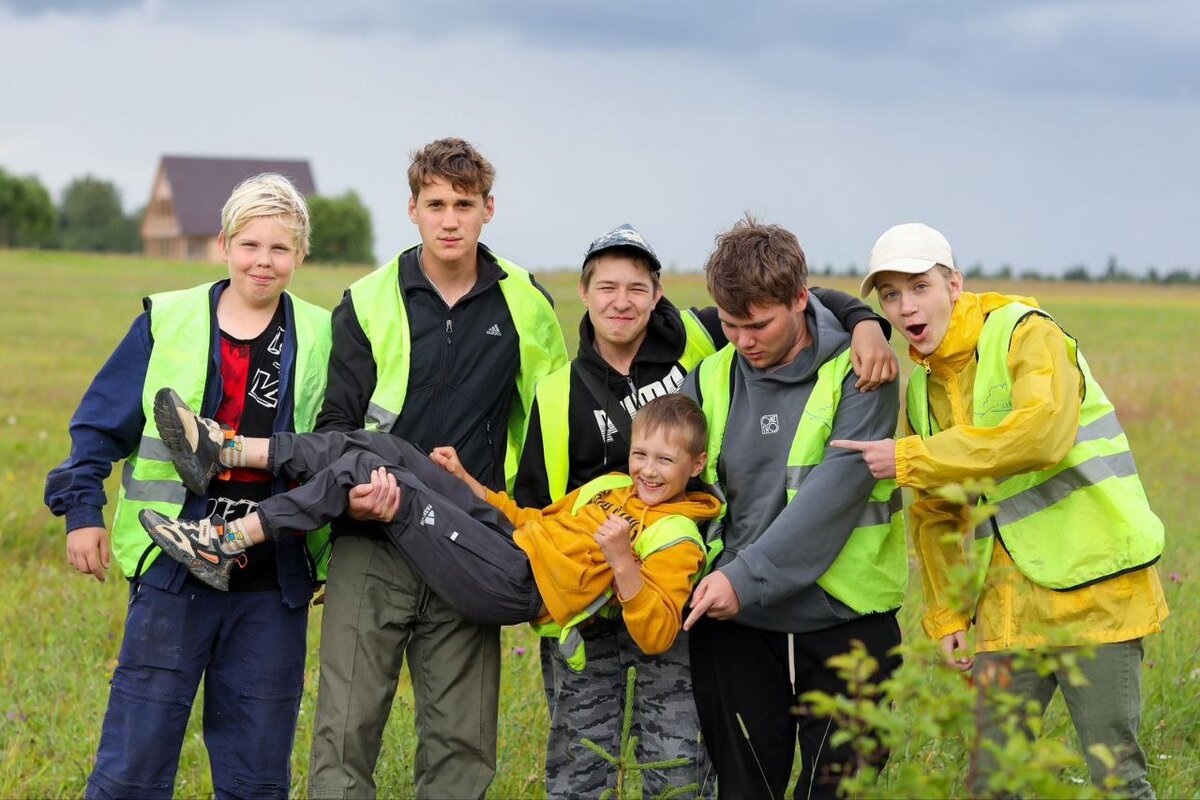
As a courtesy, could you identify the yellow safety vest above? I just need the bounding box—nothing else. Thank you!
[907,302,1163,592]
[109,283,331,580]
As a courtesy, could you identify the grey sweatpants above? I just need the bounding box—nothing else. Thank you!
[259,429,543,625]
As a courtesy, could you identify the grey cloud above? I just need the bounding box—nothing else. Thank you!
[7,0,1196,102]
[0,0,139,13]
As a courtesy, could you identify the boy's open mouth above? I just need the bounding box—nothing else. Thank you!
[906,323,927,338]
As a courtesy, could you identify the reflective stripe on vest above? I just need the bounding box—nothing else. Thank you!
[531,473,705,672]
[906,302,1164,591]
[696,344,908,614]
[536,308,718,502]
[350,249,567,492]
[109,284,331,580]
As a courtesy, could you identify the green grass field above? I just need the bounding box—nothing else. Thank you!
[1,250,1196,797]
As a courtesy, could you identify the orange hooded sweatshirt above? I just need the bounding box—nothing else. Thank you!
[485,480,722,655]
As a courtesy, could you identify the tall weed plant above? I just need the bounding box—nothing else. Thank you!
[804,479,1127,798]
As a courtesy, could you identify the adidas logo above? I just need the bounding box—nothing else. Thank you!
[485,324,502,337]
[420,504,435,526]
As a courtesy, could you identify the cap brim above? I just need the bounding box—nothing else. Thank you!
[582,243,663,273]
[859,257,941,297]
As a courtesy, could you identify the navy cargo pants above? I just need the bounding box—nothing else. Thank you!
[87,568,307,800]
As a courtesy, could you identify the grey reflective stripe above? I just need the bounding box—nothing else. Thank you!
[582,594,610,616]
[121,460,187,505]
[858,492,901,528]
[1075,410,1123,444]
[639,536,702,557]
[559,628,583,662]
[974,521,993,541]
[995,450,1138,528]
[137,435,174,462]
[366,402,398,432]
[785,464,815,491]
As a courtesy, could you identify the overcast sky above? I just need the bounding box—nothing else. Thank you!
[2,1,1197,275]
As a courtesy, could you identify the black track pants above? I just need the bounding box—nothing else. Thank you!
[689,612,902,800]
[258,430,543,625]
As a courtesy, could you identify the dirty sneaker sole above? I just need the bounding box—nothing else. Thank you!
[138,509,234,591]
[154,387,223,497]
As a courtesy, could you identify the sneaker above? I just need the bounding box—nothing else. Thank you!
[154,387,225,496]
[139,509,236,591]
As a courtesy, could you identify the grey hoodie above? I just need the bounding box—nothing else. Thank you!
[682,295,900,633]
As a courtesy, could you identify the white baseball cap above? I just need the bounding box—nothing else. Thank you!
[859,223,955,297]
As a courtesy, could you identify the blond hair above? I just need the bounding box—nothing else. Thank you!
[221,173,311,257]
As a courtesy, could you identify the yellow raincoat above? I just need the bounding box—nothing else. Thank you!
[895,291,1168,653]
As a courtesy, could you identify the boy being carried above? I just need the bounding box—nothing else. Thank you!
[142,389,720,655]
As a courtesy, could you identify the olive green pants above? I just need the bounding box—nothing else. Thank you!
[973,639,1153,799]
[308,536,500,799]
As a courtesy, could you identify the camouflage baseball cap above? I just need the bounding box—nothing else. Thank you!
[582,223,662,272]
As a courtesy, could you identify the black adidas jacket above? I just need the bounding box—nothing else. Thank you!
[318,245,553,537]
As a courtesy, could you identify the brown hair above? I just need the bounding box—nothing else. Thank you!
[631,394,707,457]
[580,247,662,292]
[408,138,495,198]
[704,213,807,317]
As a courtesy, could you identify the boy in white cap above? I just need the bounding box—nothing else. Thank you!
[834,222,1168,798]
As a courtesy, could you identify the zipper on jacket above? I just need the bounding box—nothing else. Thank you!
[430,309,454,446]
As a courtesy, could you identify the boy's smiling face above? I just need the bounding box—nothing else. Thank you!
[875,268,962,356]
[628,426,707,506]
[579,254,662,352]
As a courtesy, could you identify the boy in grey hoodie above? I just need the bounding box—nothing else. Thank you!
[681,215,906,800]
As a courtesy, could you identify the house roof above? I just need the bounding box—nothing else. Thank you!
[159,155,317,236]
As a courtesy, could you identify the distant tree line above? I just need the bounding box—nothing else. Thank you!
[813,253,1199,285]
[0,165,374,264]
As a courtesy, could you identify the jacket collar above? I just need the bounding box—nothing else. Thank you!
[913,291,1039,378]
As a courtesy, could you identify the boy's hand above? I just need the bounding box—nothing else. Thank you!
[593,515,635,568]
[430,445,487,500]
[939,630,973,671]
[850,321,899,391]
[830,438,897,479]
[348,467,401,523]
[67,526,111,582]
[430,446,465,479]
[683,570,740,630]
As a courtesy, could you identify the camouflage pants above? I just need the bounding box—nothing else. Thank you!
[544,618,714,799]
